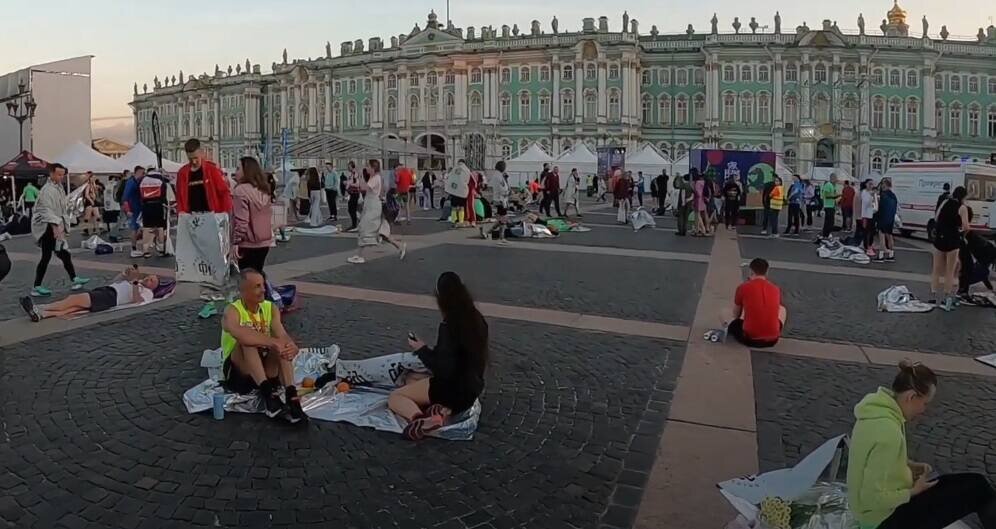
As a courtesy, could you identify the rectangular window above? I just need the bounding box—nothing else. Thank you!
[785,64,798,83]
[968,76,979,94]
[660,68,670,86]
[520,67,531,83]
[950,75,961,92]
[676,69,688,86]
[906,70,918,88]
[935,75,943,91]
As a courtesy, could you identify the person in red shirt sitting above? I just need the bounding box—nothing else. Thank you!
[176,138,233,215]
[726,258,786,348]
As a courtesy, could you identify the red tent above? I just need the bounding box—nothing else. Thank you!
[1,150,50,181]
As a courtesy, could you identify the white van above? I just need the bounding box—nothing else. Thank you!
[885,161,996,239]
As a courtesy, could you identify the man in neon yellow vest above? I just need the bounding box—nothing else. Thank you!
[221,269,306,424]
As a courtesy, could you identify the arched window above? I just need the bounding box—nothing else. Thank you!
[349,79,357,93]
[659,95,672,125]
[784,149,797,170]
[988,106,996,137]
[723,65,735,82]
[814,64,828,84]
[968,104,981,136]
[871,69,884,86]
[905,98,919,130]
[740,65,753,83]
[362,99,371,126]
[499,93,511,122]
[387,74,397,89]
[888,98,901,130]
[585,63,597,81]
[561,90,574,118]
[660,68,671,86]
[758,93,771,124]
[539,66,551,82]
[694,94,706,124]
[949,103,962,136]
[387,96,397,125]
[332,103,340,129]
[519,91,531,122]
[785,64,798,82]
[675,143,688,160]
[842,95,857,123]
[469,92,482,121]
[608,89,621,121]
[501,141,512,159]
[723,93,736,122]
[814,93,830,123]
[562,65,574,81]
[889,69,901,87]
[906,70,918,88]
[989,78,996,95]
[445,92,455,120]
[758,65,770,83]
[641,70,651,85]
[500,68,511,84]
[584,91,597,122]
[693,67,705,85]
[642,94,653,124]
[784,95,798,126]
[471,68,483,84]
[676,95,688,125]
[427,93,438,120]
[409,95,419,122]
[950,74,962,92]
[347,101,357,128]
[676,68,688,86]
[872,97,885,129]
[740,92,754,123]
[871,151,884,173]
[561,138,573,153]
[658,142,671,158]
[888,154,900,170]
[519,66,531,83]
[538,92,551,120]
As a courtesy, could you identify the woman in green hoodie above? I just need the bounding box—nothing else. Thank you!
[847,361,996,529]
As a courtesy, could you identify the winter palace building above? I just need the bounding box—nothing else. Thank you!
[130,5,996,177]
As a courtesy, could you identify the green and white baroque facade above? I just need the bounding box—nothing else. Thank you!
[131,7,996,177]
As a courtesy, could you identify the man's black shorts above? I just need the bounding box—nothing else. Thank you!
[223,356,260,395]
[727,318,780,348]
[88,286,118,313]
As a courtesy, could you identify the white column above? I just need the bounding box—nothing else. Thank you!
[800,58,812,121]
[280,86,288,130]
[325,77,333,131]
[598,62,608,120]
[308,84,318,131]
[923,67,936,131]
[574,62,583,122]
[710,62,720,125]
[200,98,209,138]
[188,100,195,137]
[552,63,561,122]
[773,59,784,126]
[398,71,409,128]
[491,68,500,119]
[456,70,467,118]
[482,69,492,120]
[437,81,444,122]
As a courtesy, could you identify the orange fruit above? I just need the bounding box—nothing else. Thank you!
[301,377,315,388]
[336,381,351,393]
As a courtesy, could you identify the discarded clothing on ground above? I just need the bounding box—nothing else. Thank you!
[877,285,934,313]
[183,347,481,440]
[288,225,339,236]
[545,218,591,233]
[81,235,129,253]
[630,208,656,232]
[815,238,870,264]
[175,212,231,287]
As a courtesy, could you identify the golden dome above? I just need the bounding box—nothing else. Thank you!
[887,0,907,25]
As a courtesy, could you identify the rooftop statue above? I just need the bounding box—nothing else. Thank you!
[858,13,865,35]
[774,11,781,34]
[552,16,559,34]
[749,17,758,34]
[711,13,718,35]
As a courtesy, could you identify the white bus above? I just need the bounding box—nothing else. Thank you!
[886,161,996,239]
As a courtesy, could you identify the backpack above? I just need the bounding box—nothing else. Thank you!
[114,179,127,204]
[383,189,400,223]
[139,176,165,202]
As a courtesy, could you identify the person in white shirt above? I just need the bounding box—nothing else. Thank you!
[20,267,160,322]
[859,178,878,253]
[282,171,301,222]
[103,175,122,232]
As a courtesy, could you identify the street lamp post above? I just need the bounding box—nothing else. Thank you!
[5,82,38,152]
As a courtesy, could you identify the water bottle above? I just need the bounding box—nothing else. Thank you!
[212,392,225,420]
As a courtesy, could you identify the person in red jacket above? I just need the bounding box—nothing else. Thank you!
[176,138,233,214]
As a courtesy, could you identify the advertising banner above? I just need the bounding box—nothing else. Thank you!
[596,146,626,178]
[690,149,776,209]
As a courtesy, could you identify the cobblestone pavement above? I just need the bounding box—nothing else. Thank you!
[543,227,713,254]
[753,352,996,485]
[0,264,119,322]
[739,237,932,274]
[297,244,705,325]
[772,268,996,355]
[0,297,684,529]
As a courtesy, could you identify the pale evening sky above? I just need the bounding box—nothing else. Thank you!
[4,0,993,139]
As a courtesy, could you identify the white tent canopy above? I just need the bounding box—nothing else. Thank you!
[504,143,555,187]
[52,141,126,174]
[554,142,597,177]
[670,155,689,177]
[627,144,671,190]
[119,142,185,173]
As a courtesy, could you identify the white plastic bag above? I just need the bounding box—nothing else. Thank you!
[175,212,231,287]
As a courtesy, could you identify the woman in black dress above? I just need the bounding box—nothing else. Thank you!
[930,186,970,311]
[389,271,489,440]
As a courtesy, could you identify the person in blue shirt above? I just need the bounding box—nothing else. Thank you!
[123,166,145,258]
[875,177,899,262]
[784,174,807,235]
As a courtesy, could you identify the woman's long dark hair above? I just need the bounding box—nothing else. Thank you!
[306,167,320,189]
[435,272,488,371]
[239,157,270,197]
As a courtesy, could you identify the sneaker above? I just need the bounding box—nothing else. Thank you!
[284,386,308,425]
[874,253,886,263]
[130,249,144,258]
[347,255,365,264]
[760,230,768,235]
[260,383,285,419]
[31,286,52,297]
[402,413,445,441]
[885,252,896,262]
[71,277,91,291]
[0,232,11,242]
[19,296,40,322]
[399,243,407,261]
[940,296,955,312]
